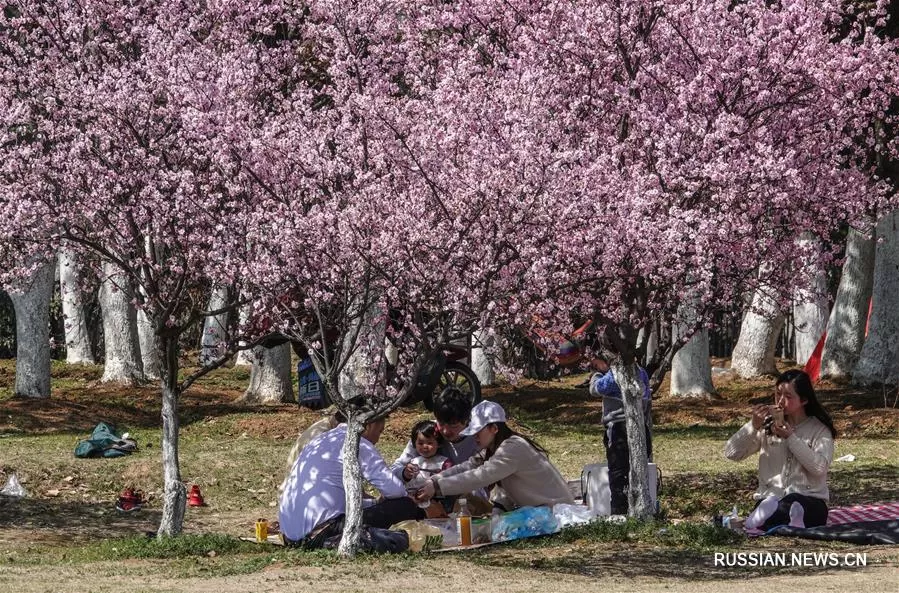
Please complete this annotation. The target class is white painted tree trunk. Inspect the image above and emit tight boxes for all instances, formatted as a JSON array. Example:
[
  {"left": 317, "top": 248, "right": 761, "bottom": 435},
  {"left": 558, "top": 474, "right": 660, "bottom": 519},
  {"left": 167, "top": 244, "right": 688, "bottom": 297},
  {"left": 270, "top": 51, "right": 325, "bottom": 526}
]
[
  {"left": 157, "top": 335, "right": 186, "bottom": 536},
  {"left": 9, "top": 259, "right": 55, "bottom": 398},
  {"left": 242, "top": 343, "right": 294, "bottom": 403},
  {"left": 98, "top": 261, "right": 144, "bottom": 384},
  {"left": 792, "top": 234, "right": 829, "bottom": 366},
  {"left": 471, "top": 329, "right": 496, "bottom": 386},
  {"left": 199, "top": 286, "right": 230, "bottom": 366},
  {"left": 234, "top": 302, "right": 253, "bottom": 366},
  {"left": 338, "top": 301, "right": 386, "bottom": 400},
  {"left": 730, "top": 286, "right": 785, "bottom": 378},
  {"left": 136, "top": 307, "right": 161, "bottom": 380},
  {"left": 613, "top": 361, "right": 653, "bottom": 519},
  {"left": 59, "top": 247, "right": 95, "bottom": 364},
  {"left": 853, "top": 210, "right": 899, "bottom": 385},
  {"left": 821, "top": 227, "right": 875, "bottom": 380},
  {"left": 336, "top": 299, "right": 386, "bottom": 556},
  {"left": 671, "top": 329, "right": 715, "bottom": 397},
  {"left": 670, "top": 293, "right": 715, "bottom": 397},
  {"left": 337, "top": 418, "right": 366, "bottom": 557},
  {"left": 639, "top": 321, "right": 660, "bottom": 364}
]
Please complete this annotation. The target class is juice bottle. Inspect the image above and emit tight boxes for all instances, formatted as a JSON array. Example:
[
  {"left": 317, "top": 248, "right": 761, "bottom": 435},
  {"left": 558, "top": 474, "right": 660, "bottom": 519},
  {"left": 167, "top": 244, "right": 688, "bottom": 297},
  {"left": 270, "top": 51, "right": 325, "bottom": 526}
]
[{"left": 457, "top": 497, "right": 472, "bottom": 546}]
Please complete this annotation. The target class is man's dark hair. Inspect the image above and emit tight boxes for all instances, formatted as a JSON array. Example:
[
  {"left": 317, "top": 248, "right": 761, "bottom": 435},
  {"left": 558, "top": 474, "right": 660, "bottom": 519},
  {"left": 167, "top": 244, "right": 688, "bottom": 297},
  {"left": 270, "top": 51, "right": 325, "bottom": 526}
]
[{"left": 432, "top": 386, "right": 473, "bottom": 425}]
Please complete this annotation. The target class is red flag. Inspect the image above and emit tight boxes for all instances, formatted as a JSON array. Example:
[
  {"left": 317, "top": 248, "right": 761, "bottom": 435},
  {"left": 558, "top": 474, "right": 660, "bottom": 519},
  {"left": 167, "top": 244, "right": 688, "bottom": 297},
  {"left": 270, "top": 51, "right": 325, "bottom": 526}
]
[
  {"left": 805, "top": 298, "right": 873, "bottom": 383},
  {"left": 804, "top": 332, "right": 826, "bottom": 383}
]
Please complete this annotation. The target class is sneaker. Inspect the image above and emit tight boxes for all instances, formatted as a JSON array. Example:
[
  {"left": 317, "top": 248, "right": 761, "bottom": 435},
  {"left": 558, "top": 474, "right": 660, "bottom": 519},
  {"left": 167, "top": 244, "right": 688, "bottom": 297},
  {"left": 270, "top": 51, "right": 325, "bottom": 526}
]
[
  {"left": 116, "top": 487, "right": 145, "bottom": 512},
  {"left": 115, "top": 498, "right": 142, "bottom": 512},
  {"left": 118, "top": 487, "right": 145, "bottom": 505}
]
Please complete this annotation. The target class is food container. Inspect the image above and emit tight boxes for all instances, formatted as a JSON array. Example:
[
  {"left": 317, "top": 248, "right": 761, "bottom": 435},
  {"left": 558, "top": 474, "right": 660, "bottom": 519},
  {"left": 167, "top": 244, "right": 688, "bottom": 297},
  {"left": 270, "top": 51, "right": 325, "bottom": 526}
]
[{"left": 471, "top": 518, "right": 492, "bottom": 544}]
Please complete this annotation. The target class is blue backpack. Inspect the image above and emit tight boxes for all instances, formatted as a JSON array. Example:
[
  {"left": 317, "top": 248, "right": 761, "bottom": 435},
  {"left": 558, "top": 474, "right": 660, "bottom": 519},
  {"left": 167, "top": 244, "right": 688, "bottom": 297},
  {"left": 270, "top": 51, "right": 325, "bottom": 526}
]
[{"left": 297, "top": 357, "right": 329, "bottom": 409}]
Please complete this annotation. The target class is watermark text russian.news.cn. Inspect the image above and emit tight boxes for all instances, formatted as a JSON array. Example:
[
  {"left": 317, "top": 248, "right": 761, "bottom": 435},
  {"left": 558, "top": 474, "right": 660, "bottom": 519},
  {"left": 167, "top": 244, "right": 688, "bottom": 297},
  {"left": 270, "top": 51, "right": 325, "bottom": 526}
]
[{"left": 713, "top": 552, "right": 868, "bottom": 568}]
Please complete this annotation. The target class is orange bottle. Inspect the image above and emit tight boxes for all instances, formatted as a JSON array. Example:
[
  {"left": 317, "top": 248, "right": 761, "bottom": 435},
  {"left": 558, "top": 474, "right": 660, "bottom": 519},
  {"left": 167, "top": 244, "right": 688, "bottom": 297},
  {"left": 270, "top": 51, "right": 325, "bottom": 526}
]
[{"left": 457, "top": 497, "right": 472, "bottom": 546}]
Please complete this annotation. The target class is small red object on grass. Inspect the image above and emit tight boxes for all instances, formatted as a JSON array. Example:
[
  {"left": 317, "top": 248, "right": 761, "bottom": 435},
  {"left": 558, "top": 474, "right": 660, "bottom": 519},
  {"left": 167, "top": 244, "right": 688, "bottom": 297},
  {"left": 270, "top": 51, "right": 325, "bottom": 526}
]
[{"left": 188, "top": 484, "right": 206, "bottom": 507}]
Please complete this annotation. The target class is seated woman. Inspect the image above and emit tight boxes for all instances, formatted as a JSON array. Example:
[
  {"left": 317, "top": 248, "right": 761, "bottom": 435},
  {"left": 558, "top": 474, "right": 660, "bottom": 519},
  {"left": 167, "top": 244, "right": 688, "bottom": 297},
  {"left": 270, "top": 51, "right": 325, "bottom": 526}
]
[
  {"left": 724, "top": 369, "right": 836, "bottom": 530},
  {"left": 414, "top": 401, "right": 574, "bottom": 510}
]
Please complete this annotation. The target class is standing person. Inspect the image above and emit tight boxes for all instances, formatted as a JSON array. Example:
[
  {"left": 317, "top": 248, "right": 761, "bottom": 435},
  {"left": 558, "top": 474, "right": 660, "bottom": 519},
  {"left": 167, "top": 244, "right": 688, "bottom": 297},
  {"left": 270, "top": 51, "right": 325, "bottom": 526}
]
[
  {"left": 588, "top": 358, "right": 653, "bottom": 515},
  {"left": 725, "top": 369, "right": 836, "bottom": 530},
  {"left": 391, "top": 386, "right": 478, "bottom": 481},
  {"left": 278, "top": 416, "right": 423, "bottom": 548},
  {"left": 413, "top": 401, "right": 574, "bottom": 510}
]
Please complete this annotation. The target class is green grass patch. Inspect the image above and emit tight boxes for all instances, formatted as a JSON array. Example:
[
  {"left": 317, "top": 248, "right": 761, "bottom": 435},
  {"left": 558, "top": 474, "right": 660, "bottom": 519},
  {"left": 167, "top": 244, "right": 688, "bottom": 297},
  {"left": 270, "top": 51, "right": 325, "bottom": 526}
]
[{"left": 69, "top": 533, "right": 256, "bottom": 561}]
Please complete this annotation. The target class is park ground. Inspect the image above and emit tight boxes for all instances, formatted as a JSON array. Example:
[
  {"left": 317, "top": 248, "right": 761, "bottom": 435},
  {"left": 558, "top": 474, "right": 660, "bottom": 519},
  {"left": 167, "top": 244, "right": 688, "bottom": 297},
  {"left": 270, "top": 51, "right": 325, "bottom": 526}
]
[{"left": 0, "top": 358, "right": 896, "bottom": 592}]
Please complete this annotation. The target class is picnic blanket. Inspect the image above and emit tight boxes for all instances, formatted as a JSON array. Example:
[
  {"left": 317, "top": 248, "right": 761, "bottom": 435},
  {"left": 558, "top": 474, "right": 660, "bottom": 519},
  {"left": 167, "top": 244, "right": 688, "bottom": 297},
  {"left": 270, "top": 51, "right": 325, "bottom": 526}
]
[
  {"left": 766, "top": 502, "right": 899, "bottom": 545},
  {"left": 826, "top": 502, "right": 899, "bottom": 525}
]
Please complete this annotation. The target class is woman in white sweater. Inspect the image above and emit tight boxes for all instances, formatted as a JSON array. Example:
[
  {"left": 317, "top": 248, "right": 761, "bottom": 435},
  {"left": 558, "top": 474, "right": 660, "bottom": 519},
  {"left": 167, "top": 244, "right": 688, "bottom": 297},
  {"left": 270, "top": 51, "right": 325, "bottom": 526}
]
[
  {"left": 413, "top": 401, "right": 574, "bottom": 510},
  {"left": 725, "top": 370, "right": 836, "bottom": 530}
]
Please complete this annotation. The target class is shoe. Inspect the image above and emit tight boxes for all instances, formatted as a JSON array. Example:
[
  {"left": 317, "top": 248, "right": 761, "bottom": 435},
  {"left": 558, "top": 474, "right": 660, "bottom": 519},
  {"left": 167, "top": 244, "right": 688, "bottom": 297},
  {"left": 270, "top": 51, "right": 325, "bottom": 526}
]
[
  {"left": 188, "top": 485, "right": 205, "bottom": 507},
  {"left": 115, "top": 487, "right": 145, "bottom": 512},
  {"left": 115, "top": 498, "right": 142, "bottom": 512},
  {"left": 119, "top": 487, "right": 145, "bottom": 504}
]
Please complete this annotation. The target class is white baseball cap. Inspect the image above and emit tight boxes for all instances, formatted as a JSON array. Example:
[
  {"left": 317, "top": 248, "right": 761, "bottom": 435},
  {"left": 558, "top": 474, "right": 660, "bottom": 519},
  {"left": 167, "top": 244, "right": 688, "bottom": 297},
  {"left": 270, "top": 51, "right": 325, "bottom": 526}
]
[{"left": 460, "top": 401, "right": 507, "bottom": 436}]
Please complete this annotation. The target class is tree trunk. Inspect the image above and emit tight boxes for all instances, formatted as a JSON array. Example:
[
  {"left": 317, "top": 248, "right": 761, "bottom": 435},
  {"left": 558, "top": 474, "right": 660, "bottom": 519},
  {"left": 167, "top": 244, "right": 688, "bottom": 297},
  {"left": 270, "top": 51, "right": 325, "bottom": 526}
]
[
  {"left": 136, "top": 307, "right": 161, "bottom": 380},
  {"left": 234, "top": 302, "right": 253, "bottom": 366},
  {"left": 98, "top": 261, "right": 144, "bottom": 384},
  {"left": 242, "top": 343, "right": 294, "bottom": 403},
  {"left": 730, "top": 286, "right": 785, "bottom": 378},
  {"left": 338, "top": 300, "right": 386, "bottom": 400},
  {"left": 337, "top": 418, "right": 365, "bottom": 557},
  {"left": 59, "top": 247, "right": 95, "bottom": 364},
  {"left": 670, "top": 329, "right": 715, "bottom": 397},
  {"left": 821, "top": 227, "right": 875, "bottom": 380},
  {"left": 792, "top": 234, "right": 829, "bottom": 366},
  {"left": 199, "top": 286, "right": 230, "bottom": 366},
  {"left": 9, "top": 259, "right": 55, "bottom": 398},
  {"left": 157, "top": 335, "right": 186, "bottom": 536},
  {"left": 613, "top": 361, "right": 653, "bottom": 519},
  {"left": 471, "top": 329, "right": 496, "bottom": 386},
  {"left": 853, "top": 210, "right": 899, "bottom": 385}
]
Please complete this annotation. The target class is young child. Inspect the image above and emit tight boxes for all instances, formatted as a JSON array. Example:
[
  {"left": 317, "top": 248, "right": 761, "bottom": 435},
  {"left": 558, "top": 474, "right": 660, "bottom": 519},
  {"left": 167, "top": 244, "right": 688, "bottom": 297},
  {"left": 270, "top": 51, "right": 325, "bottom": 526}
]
[
  {"left": 404, "top": 420, "right": 453, "bottom": 495},
  {"left": 588, "top": 358, "right": 653, "bottom": 516}
]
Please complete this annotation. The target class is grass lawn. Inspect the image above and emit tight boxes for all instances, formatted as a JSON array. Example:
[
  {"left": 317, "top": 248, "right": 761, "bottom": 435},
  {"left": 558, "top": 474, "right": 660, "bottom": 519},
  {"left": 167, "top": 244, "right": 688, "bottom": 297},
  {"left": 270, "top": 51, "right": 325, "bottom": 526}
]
[{"left": 0, "top": 358, "right": 896, "bottom": 591}]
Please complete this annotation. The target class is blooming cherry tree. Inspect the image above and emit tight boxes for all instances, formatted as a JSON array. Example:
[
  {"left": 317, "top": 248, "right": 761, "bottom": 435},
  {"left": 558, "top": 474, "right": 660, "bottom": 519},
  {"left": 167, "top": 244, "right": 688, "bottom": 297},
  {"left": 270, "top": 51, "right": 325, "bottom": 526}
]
[{"left": 0, "top": 1, "right": 279, "bottom": 535}]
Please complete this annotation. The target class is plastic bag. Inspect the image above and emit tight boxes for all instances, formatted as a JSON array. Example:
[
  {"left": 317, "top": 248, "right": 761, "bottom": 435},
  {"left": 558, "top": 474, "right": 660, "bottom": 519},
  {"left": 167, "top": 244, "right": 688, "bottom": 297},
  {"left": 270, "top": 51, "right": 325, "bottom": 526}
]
[
  {"left": 389, "top": 520, "right": 444, "bottom": 552},
  {"left": 424, "top": 518, "right": 458, "bottom": 547},
  {"left": 553, "top": 503, "right": 594, "bottom": 528},
  {"left": 491, "top": 506, "right": 560, "bottom": 542},
  {"left": 0, "top": 473, "right": 28, "bottom": 498}
]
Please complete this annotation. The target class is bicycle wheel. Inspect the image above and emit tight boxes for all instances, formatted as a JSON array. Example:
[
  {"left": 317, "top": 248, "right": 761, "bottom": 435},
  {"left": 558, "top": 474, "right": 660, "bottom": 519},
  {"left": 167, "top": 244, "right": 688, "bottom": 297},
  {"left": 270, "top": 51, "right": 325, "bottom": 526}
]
[{"left": 424, "top": 360, "right": 482, "bottom": 411}]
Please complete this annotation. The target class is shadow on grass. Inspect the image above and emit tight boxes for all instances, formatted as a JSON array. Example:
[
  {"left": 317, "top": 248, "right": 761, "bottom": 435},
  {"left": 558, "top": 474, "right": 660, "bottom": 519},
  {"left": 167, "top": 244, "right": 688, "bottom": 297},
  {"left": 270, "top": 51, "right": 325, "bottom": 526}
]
[
  {"left": 830, "top": 464, "right": 899, "bottom": 507},
  {"left": 0, "top": 389, "right": 295, "bottom": 436},
  {"left": 663, "top": 465, "right": 899, "bottom": 519},
  {"left": 0, "top": 496, "right": 161, "bottom": 542},
  {"left": 654, "top": 424, "right": 744, "bottom": 439}
]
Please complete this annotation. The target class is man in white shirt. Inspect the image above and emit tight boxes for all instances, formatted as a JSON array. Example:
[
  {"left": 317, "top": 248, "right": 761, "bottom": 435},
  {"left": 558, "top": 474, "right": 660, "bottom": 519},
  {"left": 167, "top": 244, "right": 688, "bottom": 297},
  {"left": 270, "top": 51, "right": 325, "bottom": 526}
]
[{"left": 279, "top": 416, "right": 423, "bottom": 547}]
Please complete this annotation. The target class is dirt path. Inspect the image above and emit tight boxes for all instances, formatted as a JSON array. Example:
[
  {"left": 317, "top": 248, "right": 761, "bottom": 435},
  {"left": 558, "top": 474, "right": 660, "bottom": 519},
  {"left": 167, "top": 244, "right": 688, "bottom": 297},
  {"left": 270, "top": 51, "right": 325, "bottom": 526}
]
[{"left": 0, "top": 553, "right": 896, "bottom": 593}]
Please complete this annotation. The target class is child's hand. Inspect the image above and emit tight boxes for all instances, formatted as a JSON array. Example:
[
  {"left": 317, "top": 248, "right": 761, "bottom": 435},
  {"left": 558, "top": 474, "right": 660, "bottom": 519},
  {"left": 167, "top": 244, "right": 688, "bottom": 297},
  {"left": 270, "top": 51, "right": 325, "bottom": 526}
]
[{"left": 403, "top": 463, "right": 420, "bottom": 481}]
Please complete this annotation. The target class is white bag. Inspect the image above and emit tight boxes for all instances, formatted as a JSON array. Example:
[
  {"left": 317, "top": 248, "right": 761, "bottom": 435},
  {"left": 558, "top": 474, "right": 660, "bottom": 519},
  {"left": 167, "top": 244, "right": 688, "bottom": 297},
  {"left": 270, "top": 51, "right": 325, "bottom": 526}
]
[{"left": 581, "top": 462, "right": 658, "bottom": 516}]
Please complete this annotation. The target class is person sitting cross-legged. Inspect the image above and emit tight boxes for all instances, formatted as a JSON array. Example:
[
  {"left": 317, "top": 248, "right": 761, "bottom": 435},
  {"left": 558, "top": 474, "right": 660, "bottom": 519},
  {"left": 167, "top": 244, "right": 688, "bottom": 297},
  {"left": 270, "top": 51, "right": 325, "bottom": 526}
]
[{"left": 278, "top": 415, "right": 424, "bottom": 549}]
